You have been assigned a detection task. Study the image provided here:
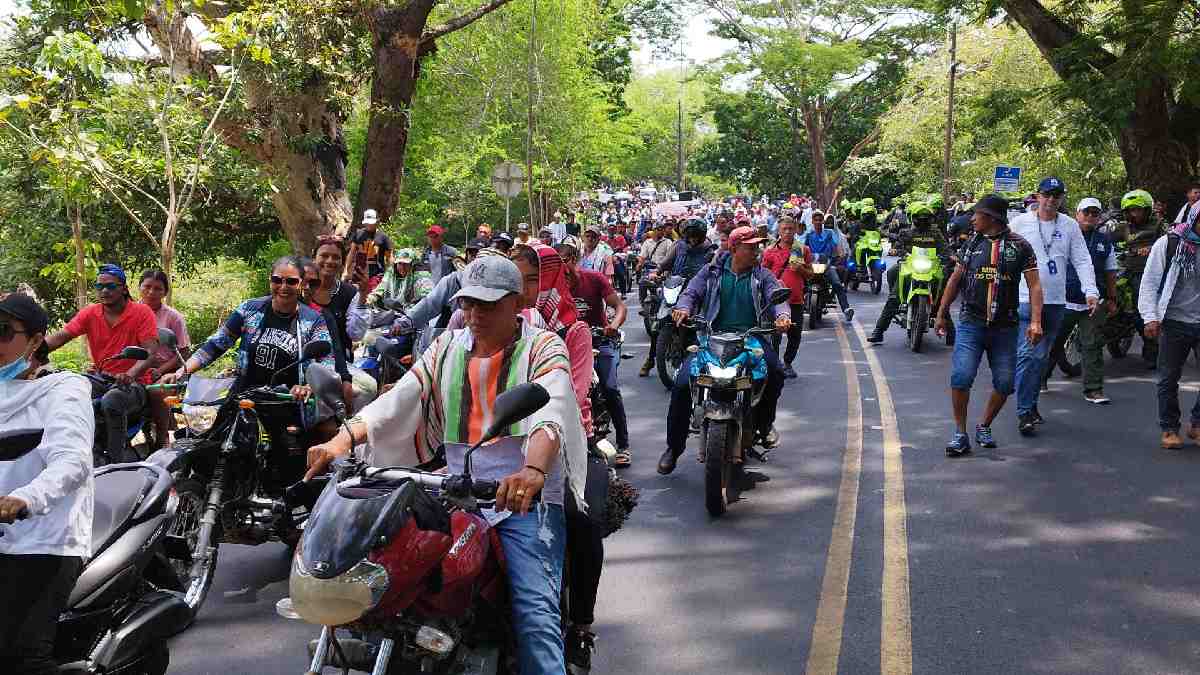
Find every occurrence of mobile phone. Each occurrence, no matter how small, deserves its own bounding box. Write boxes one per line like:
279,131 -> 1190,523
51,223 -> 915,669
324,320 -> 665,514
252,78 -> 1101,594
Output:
355,249 -> 368,274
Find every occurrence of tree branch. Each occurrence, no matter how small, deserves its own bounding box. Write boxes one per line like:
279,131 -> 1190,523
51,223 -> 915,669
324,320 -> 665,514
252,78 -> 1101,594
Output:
1000,0 -> 1115,79
421,0 -> 518,44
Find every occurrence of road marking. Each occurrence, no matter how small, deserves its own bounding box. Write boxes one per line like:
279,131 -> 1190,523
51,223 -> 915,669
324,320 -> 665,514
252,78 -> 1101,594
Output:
853,322 -> 913,675
805,321 -> 864,675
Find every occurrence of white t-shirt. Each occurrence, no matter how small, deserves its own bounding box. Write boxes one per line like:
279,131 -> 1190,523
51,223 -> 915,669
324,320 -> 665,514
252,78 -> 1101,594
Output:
0,372 -> 94,557
1010,211 -> 1099,306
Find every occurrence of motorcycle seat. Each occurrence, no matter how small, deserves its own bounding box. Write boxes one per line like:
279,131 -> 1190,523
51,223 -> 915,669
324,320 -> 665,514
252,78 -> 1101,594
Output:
91,466 -> 158,555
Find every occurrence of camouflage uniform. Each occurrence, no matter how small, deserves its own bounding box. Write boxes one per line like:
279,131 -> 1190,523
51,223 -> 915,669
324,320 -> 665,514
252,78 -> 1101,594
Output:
1103,215 -> 1166,360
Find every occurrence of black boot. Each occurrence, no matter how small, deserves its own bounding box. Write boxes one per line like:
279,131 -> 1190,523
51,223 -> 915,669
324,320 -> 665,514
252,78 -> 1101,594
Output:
657,448 -> 683,475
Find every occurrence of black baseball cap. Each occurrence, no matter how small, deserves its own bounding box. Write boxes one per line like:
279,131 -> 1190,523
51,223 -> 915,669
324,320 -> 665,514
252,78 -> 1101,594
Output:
974,194 -> 1009,225
0,293 -> 49,335
465,236 -> 490,251
1037,177 -> 1066,195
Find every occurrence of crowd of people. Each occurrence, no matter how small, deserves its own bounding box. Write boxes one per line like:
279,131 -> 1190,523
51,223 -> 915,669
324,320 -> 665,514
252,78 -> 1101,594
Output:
3,177 -> 1200,673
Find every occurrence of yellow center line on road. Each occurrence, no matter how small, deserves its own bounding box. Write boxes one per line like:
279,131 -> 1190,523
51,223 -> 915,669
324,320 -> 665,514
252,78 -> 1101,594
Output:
852,321 -> 913,675
805,321 -> 864,675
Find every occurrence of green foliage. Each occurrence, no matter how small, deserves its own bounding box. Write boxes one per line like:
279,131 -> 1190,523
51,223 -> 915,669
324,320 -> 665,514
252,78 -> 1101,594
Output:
614,69 -> 711,183
39,239 -> 102,295
878,24 -> 1126,199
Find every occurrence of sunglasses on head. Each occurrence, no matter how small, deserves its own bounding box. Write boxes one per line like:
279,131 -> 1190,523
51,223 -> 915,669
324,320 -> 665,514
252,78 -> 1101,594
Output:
95,281 -> 122,292
0,319 -> 28,343
270,275 -> 303,286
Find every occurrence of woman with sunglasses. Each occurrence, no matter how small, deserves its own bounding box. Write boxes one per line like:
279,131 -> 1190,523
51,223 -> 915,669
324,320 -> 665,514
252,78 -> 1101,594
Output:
138,270 -> 190,449
0,293 -> 95,673
160,256 -> 335,402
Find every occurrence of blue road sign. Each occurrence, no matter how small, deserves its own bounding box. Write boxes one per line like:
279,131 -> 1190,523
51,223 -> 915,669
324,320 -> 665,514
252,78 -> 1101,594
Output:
994,165 -> 1021,192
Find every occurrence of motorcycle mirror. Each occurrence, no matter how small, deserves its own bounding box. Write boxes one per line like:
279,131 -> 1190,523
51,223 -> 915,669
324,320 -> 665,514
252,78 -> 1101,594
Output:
117,346 -> 151,361
303,341 -> 333,361
305,363 -> 345,416
157,328 -> 178,349
464,382 -> 551,476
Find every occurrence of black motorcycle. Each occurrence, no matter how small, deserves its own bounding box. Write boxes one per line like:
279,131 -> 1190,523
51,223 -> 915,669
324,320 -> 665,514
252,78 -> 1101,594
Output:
639,263 -> 662,337
806,257 -> 835,329
157,341 -> 335,616
0,430 -> 194,675
656,274 -> 691,389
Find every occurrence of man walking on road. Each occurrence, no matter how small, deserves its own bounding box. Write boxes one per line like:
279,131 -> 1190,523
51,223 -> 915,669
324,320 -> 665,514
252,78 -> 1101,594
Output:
761,217 -> 811,378
1138,212 -> 1200,449
1044,198 -> 1118,404
937,195 -> 1044,456
1008,177 -> 1099,436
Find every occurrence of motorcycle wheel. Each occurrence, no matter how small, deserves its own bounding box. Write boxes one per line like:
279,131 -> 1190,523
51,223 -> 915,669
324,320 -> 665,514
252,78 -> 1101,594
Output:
1108,334 -> 1134,359
849,278 -> 859,291
131,643 -> 170,675
907,297 -> 927,353
703,421 -> 731,517
871,268 -> 883,295
643,312 -> 656,339
808,293 -> 821,329
168,478 -> 218,618
657,321 -> 683,390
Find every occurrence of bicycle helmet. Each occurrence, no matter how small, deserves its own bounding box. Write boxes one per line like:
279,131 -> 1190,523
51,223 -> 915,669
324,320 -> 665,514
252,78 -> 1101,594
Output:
1120,189 -> 1153,211
908,201 -> 934,218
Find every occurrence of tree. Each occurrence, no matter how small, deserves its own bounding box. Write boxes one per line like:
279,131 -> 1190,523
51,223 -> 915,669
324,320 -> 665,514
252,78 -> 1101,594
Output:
945,0 -> 1200,213
705,0 -> 934,208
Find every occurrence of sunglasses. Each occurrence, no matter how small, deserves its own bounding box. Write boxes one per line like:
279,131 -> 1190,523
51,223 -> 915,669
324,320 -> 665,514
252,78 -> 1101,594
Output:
1082,208 -> 1102,216
270,275 -> 303,286
95,282 -> 122,292
0,320 -> 28,343
1041,191 -> 1066,199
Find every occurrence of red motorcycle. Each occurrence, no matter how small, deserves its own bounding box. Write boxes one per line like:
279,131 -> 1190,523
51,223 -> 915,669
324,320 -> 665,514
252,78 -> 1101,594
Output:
282,383 -> 552,674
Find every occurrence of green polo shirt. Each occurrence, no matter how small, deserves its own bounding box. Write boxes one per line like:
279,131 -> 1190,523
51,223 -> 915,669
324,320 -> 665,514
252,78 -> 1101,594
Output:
714,258 -> 756,332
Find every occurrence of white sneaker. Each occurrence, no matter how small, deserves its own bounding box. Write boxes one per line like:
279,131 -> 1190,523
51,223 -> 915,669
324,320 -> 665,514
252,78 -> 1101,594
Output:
1083,390 -> 1111,405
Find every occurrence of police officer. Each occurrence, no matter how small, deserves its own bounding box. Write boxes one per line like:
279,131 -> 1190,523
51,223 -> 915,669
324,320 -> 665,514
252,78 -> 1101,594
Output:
1103,189 -> 1166,365
867,201 -> 952,343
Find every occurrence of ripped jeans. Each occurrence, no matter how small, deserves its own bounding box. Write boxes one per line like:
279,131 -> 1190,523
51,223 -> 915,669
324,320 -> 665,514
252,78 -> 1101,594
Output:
494,503 -> 567,675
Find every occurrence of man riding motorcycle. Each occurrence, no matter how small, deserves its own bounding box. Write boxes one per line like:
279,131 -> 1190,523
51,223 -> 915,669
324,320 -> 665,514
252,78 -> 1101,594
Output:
868,202 -> 953,343
641,220 -> 712,376
1104,189 -> 1166,365
799,211 -> 855,323
657,226 -> 790,475
306,255 -> 588,675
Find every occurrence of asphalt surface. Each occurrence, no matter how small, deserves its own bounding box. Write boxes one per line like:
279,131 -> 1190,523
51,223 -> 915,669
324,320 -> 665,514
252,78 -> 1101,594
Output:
169,258 -> 1200,674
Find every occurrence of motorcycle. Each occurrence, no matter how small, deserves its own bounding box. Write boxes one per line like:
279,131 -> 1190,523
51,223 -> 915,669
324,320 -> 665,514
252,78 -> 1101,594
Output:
0,430 -> 195,675
282,383 -> 560,675
356,298 -> 417,389
1058,261 -> 1143,371
655,274 -> 691,389
848,229 -> 885,294
589,326 -> 622,463
156,341 -> 335,617
805,257 -> 834,329
87,346 -> 155,467
686,287 -> 791,517
638,263 -> 662,336
891,246 -> 950,353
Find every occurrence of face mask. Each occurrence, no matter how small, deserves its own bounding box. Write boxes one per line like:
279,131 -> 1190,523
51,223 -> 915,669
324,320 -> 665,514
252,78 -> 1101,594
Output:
0,352 -> 30,381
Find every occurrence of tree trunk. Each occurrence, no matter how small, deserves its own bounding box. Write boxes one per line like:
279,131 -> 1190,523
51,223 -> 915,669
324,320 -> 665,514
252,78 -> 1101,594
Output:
70,203 -> 87,313
355,3 -> 438,231
800,104 -> 833,208
1118,77 -> 1196,217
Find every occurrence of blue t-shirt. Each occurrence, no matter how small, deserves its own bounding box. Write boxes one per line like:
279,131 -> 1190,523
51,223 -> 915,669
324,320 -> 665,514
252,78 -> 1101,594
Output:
805,229 -> 838,258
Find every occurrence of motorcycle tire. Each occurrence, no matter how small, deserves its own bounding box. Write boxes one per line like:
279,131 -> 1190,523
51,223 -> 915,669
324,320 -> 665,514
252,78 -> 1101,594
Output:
704,421 -> 731,517
871,269 -> 883,295
167,478 -> 218,619
907,297 -> 927,353
1108,334 -> 1134,359
808,293 -> 821,329
849,279 -> 859,291
657,321 -> 684,390
643,313 -> 656,339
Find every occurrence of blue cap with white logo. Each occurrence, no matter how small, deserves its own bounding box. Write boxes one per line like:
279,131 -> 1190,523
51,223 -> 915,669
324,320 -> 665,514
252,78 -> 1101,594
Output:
1037,177 -> 1066,195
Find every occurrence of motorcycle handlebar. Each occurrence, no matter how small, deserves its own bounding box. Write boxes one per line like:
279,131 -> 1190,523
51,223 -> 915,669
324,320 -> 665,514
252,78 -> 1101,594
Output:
345,468 -> 527,502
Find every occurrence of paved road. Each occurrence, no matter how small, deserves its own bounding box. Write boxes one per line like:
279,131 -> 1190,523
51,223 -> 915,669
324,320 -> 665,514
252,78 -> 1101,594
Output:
169,263 -> 1200,674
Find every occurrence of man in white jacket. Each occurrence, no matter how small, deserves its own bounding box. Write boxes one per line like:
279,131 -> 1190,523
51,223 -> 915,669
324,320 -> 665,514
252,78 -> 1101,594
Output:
1138,216 -> 1200,449
0,293 -> 95,673
1009,177 -> 1100,436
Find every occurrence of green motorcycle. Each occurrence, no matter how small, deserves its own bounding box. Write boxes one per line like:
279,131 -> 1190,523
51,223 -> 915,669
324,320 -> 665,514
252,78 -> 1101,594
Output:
848,229 -> 885,294
891,246 -> 950,352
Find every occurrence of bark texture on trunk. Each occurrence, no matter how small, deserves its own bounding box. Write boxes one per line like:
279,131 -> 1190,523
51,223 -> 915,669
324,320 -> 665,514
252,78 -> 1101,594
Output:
1001,0 -> 1198,213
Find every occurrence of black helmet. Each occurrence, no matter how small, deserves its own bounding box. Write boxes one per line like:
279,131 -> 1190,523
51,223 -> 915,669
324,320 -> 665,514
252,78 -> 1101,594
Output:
683,218 -> 707,237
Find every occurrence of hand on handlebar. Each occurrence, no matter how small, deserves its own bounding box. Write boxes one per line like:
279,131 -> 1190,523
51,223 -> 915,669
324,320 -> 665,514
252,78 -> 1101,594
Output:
495,467 -> 545,515
290,384 -> 312,402
672,308 -> 689,326
158,368 -> 186,385
0,496 -> 29,524
774,315 -> 792,333
113,372 -> 135,386
304,441 -> 348,481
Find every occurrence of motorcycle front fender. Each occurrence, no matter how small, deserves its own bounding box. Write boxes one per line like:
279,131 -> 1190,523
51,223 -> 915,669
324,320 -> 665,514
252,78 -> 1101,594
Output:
702,394 -> 740,421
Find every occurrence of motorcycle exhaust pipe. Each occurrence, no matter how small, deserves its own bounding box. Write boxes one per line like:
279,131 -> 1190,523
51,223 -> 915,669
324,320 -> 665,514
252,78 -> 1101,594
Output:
370,637 -> 395,675
307,625 -> 330,675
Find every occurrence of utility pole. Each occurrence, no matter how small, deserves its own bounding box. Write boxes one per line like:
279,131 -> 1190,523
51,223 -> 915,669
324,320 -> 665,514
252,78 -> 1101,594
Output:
525,0 -> 538,228
941,21 -> 957,206
675,41 -> 686,192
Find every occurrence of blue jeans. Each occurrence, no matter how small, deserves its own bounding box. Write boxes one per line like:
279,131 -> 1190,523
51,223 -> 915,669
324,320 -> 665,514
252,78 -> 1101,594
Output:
494,504 -> 567,675
1156,320 -> 1200,431
950,316 -> 1018,395
595,341 -> 630,449
824,266 -> 850,312
1015,303 -> 1066,416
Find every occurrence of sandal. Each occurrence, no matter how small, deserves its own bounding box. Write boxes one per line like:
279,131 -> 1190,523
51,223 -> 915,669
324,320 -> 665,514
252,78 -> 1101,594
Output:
614,448 -> 632,468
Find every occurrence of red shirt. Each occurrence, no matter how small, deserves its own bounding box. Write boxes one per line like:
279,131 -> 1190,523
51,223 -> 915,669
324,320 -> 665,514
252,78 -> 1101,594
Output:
761,241 -> 811,304
570,269 -> 615,328
65,302 -> 159,383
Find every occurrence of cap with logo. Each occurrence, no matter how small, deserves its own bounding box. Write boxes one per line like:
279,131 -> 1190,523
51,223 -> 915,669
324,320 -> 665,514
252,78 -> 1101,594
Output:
451,256 -> 523,303
0,293 -> 49,335
362,209 -> 379,225
1037,177 -> 1066,195
395,248 -> 415,263
1076,197 -> 1103,212
491,232 -> 514,248
517,223 -> 531,232
728,226 -> 765,248
559,234 -> 583,251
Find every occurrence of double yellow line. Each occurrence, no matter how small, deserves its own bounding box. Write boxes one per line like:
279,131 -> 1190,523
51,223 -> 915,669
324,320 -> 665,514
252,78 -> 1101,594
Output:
805,322 -> 912,675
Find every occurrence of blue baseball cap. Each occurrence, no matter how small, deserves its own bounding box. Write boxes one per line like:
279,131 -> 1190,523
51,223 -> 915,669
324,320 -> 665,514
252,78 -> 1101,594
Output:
1037,177 -> 1066,195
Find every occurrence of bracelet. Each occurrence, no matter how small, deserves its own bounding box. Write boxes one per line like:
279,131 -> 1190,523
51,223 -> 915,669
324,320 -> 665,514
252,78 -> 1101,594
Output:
524,464 -> 548,478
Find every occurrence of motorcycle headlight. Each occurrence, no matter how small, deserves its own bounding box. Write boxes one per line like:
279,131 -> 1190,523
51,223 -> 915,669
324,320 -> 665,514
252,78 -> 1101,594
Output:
182,404 -> 219,434
811,263 -> 827,274
912,257 -> 933,273
706,364 -> 739,380
289,555 -> 389,626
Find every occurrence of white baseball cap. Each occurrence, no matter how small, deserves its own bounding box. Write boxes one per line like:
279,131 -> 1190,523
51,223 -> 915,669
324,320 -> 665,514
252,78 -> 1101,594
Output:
362,208 -> 379,225
1076,197 -> 1103,212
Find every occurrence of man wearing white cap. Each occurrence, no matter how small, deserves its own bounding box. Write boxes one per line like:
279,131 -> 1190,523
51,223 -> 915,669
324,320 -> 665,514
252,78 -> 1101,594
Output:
345,208 -> 393,290
1042,197 -> 1118,404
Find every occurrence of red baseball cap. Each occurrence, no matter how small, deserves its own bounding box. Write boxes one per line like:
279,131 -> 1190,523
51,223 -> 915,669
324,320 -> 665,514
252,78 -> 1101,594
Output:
729,226 -> 765,248
426,225 -> 445,236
